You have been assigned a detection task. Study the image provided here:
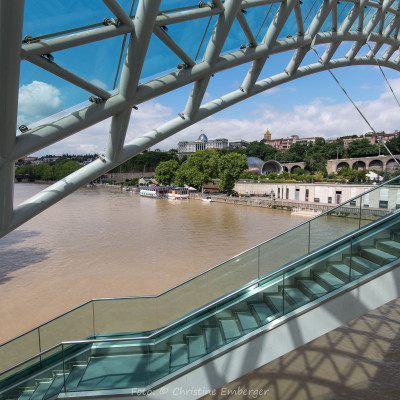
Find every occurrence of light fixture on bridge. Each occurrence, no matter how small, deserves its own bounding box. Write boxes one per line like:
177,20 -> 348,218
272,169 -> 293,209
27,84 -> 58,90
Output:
161,25 -> 168,32
241,9 -> 247,14
89,96 -> 103,104
177,63 -> 190,70
23,35 -> 40,44
19,125 -> 29,133
43,53 -> 54,62
240,44 -> 246,49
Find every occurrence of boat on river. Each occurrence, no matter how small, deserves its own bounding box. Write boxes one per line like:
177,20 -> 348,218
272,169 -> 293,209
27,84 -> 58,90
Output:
139,186 -> 168,198
167,187 -> 189,200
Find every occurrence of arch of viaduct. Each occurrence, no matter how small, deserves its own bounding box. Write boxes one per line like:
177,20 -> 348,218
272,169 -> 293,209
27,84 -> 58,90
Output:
282,155 -> 400,174
2,0 -> 400,237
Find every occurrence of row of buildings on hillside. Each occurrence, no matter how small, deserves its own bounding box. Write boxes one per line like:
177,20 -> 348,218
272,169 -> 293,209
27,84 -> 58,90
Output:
263,129 -> 400,151
178,133 -> 249,155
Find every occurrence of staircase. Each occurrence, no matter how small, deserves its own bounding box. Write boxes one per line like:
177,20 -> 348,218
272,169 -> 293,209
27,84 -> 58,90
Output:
2,210 -> 400,399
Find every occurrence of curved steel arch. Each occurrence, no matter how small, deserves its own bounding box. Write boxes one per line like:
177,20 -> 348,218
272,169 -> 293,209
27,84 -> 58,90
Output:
1,0 -> 400,237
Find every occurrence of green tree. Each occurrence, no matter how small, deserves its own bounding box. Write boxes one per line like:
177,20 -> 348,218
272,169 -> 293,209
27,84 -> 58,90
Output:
155,159 -> 179,185
347,138 -> 379,157
218,153 -> 248,193
175,149 -> 218,191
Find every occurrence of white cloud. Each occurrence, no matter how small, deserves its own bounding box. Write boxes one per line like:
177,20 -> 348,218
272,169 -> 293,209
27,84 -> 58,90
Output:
18,81 -> 62,126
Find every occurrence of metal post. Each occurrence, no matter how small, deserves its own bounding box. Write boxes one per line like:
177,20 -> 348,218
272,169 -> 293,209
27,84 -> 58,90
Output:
0,0 -> 25,233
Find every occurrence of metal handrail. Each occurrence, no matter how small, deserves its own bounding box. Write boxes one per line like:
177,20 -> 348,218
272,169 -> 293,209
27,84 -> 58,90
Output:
2,204 -> 400,377
1,174 -> 399,350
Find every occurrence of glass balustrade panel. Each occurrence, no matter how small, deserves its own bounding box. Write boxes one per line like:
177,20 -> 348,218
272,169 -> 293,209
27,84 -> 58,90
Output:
94,297 -> 158,336
258,223 -> 310,277
0,329 -> 40,374
157,272 -> 209,328
39,303 -> 93,352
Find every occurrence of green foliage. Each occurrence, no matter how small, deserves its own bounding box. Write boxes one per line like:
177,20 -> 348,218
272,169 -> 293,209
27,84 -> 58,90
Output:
111,151 -> 178,173
15,159 -> 81,181
155,159 -> 179,185
245,140 -> 277,160
347,138 -> 379,158
267,172 -> 278,180
175,149 -> 218,190
218,153 -> 248,193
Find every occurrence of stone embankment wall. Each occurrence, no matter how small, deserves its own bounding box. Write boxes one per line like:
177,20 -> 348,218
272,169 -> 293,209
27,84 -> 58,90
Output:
192,194 -> 388,221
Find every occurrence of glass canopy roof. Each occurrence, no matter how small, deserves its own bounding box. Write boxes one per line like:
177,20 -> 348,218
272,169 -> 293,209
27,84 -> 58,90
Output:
17,0 -> 400,128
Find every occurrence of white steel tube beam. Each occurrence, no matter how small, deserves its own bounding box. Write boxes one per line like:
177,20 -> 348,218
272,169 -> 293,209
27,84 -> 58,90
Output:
321,0 -> 369,64
102,0 -> 134,28
28,55 -> 111,99
346,0 -> 396,60
21,24 -> 132,59
241,0 -> 297,92
0,0 -> 24,232
184,0 -> 243,119
285,0 -> 334,76
236,11 -> 257,45
106,0 -> 161,162
153,26 -> 196,67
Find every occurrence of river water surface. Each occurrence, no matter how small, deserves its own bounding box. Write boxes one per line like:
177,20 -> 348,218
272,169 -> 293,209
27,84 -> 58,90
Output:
1,183 -> 311,343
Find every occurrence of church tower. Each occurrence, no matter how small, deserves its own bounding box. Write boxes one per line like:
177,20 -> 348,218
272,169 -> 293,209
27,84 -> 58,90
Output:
264,129 -> 271,142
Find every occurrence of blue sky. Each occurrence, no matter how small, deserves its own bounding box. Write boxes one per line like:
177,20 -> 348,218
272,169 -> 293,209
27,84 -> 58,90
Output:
17,1 -> 400,156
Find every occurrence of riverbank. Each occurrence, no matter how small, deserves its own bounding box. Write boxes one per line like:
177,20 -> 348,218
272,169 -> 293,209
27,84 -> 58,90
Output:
193,194 -> 389,221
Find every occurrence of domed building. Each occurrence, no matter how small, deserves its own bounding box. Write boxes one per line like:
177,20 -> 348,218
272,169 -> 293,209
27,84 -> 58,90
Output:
247,156 -> 283,175
178,133 -> 248,154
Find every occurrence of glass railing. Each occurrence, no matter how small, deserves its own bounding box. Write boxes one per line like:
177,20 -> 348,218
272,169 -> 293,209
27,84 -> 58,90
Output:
1,176 -> 400,375
2,206 -> 400,398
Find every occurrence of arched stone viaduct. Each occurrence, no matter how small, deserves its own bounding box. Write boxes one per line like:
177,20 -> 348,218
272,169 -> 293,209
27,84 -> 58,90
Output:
281,155 -> 400,174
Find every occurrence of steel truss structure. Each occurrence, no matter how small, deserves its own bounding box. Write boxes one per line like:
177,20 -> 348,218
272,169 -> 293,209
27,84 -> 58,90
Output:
1,0 -> 400,238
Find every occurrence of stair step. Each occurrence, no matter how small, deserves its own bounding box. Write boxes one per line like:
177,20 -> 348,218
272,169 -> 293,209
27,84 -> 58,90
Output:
169,343 -> 188,371
43,374 -> 65,400
313,272 -> 344,291
149,352 -> 169,382
360,247 -> 396,265
30,381 -> 52,400
17,390 -> 35,400
77,354 -> 148,390
391,230 -> 400,242
65,365 -> 87,391
219,319 -> 241,342
344,256 -> 378,274
329,263 -> 362,281
297,279 -> 328,299
376,239 -> 400,255
186,335 -> 207,362
248,302 -> 277,324
202,326 -> 223,352
283,287 -> 310,307
265,294 -> 293,315
235,311 -> 259,333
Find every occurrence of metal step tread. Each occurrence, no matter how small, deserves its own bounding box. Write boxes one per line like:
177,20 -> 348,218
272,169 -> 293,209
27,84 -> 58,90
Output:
314,271 -> 344,289
235,311 -> 259,333
218,318 -> 241,342
284,287 -> 310,307
298,279 -> 328,298
77,354 -> 148,390
329,263 -> 362,280
248,302 -> 277,324
361,247 -> 396,261
202,326 -> 223,352
186,335 -> 207,361
346,256 -> 379,272
265,294 -> 293,314
169,343 -> 189,370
